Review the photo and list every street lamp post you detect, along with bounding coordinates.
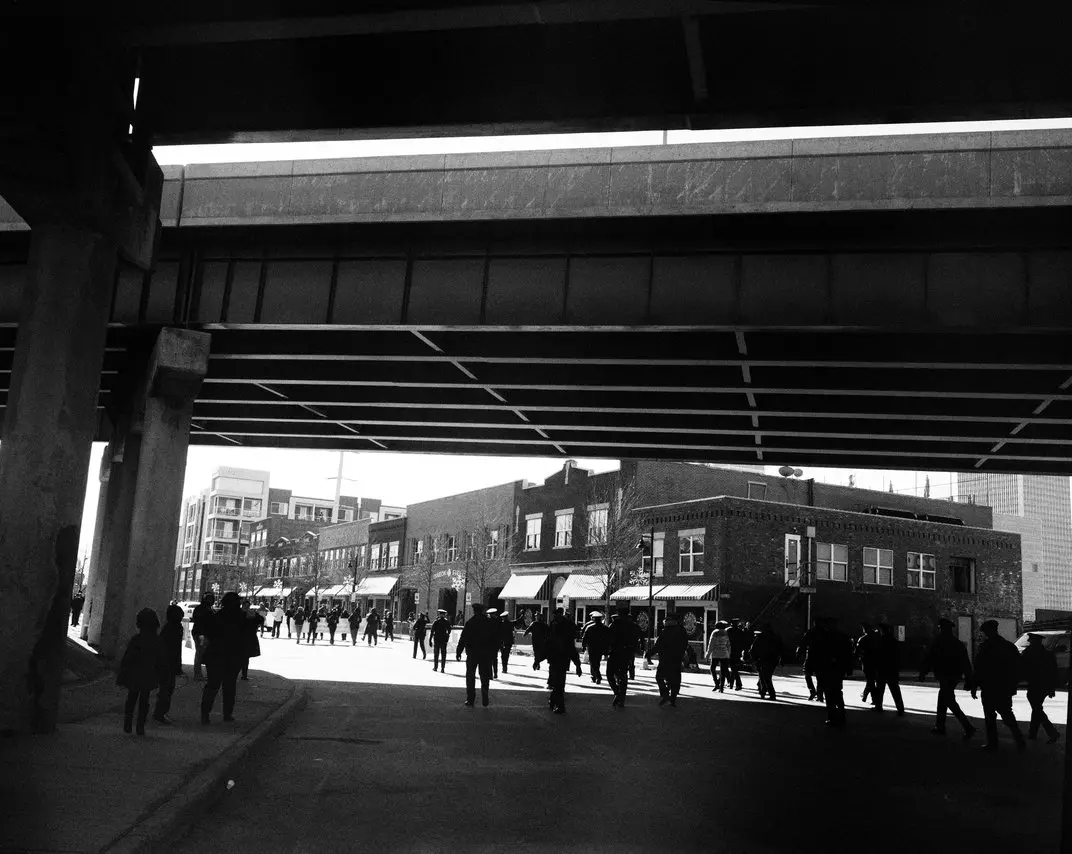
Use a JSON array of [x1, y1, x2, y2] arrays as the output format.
[[637, 525, 656, 655]]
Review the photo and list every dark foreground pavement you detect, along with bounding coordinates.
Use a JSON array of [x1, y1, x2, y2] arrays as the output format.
[[172, 679, 1064, 854], [0, 639, 301, 854]]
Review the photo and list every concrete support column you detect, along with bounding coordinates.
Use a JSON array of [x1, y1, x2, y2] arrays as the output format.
[[94, 329, 210, 659], [0, 224, 116, 734]]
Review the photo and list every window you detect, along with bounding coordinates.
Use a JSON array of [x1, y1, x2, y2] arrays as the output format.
[[294, 504, 313, 520], [269, 501, 288, 515], [785, 534, 801, 584], [339, 507, 354, 522], [816, 542, 848, 582], [446, 535, 458, 562], [314, 507, 332, 522], [465, 532, 477, 561], [679, 529, 704, 574], [863, 548, 893, 585], [369, 543, 382, 570], [243, 498, 262, 518], [642, 532, 665, 578], [950, 557, 976, 594], [412, 538, 424, 563], [907, 552, 936, 589], [212, 520, 238, 539], [1032, 562, 1039, 573], [554, 510, 573, 548], [525, 515, 542, 551], [387, 541, 399, 568], [432, 537, 442, 563], [747, 482, 768, 500], [586, 504, 608, 546], [485, 528, 500, 559]]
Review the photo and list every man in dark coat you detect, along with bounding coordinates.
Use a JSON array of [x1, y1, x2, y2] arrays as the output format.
[[646, 612, 690, 706], [117, 608, 160, 735], [581, 612, 609, 684], [430, 609, 452, 671], [812, 616, 854, 727], [606, 608, 643, 707], [748, 623, 783, 701], [70, 590, 86, 627], [855, 623, 880, 704], [326, 607, 340, 645], [796, 624, 824, 702], [919, 617, 977, 739], [972, 620, 1026, 750], [725, 618, 746, 691], [412, 611, 430, 659], [1021, 633, 1061, 744], [524, 612, 550, 671], [457, 604, 498, 707], [364, 609, 381, 646], [348, 608, 362, 646], [153, 604, 185, 725], [498, 612, 517, 674], [201, 591, 245, 724], [191, 592, 215, 680], [873, 623, 904, 715], [546, 608, 583, 714]]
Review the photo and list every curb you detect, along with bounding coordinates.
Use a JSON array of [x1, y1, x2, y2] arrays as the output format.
[[101, 683, 309, 854]]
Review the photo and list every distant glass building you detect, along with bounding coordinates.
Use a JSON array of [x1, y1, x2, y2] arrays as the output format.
[[957, 474, 1072, 618]]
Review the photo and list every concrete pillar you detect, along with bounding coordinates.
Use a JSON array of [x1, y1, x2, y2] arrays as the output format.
[[0, 224, 116, 734], [80, 450, 112, 641], [94, 328, 210, 659]]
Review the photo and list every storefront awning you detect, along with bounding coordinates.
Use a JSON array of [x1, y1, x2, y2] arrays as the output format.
[[654, 584, 718, 601], [499, 573, 549, 600], [319, 584, 348, 598], [355, 575, 399, 597], [610, 584, 667, 601], [557, 574, 608, 600]]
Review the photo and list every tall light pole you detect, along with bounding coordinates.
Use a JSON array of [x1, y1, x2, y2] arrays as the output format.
[[637, 525, 656, 653]]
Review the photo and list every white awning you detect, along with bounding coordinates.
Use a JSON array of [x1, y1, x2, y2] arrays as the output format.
[[557, 574, 608, 600], [654, 584, 718, 601], [320, 584, 348, 597], [610, 584, 667, 601], [354, 575, 399, 597], [499, 574, 549, 600]]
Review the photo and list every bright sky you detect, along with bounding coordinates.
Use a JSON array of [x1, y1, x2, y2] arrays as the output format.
[[70, 114, 1072, 559]]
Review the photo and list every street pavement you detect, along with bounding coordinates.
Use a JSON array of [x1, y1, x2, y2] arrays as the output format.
[[172, 630, 1067, 854]]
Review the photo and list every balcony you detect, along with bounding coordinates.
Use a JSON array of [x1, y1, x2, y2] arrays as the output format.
[[212, 507, 241, 517]]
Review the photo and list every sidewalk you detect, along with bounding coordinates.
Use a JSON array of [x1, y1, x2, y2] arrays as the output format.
[[0, 631, 304, 854]]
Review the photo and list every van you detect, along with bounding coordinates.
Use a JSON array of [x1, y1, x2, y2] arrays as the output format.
[[1014, 631, 1071, 688]]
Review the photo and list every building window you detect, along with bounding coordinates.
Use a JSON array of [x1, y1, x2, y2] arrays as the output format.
[[369, 543, 382, 570], [525, 515, 542, 551], [294, 504, 313, 520], [863, 547, 893, 585], [339, 507, 354, 522], [679, 529, 704, 574], [387, 541, 399, 568], [785, 534, 801, 584], [816, 542, 848, 582], [315, 507, 332, 522], [586, 504, 608, 546], [242, 498, 262, 518], [907, 552, 936, 589], [554, 510, 573, 548], [950, 557, 976, 594], [1032, 562, 1039, 572], [747, 482, 767, 500], [465, 532, 477, 561], [270, 501, 288, 515], [446, 535, 458, 562], [212, 520, 238, 539], [412, 538, 424, 563], [432, 537, 442, 563], [214, 497, 240, 516], [642, 532, 665, 578], [485, 528, 500, 559]]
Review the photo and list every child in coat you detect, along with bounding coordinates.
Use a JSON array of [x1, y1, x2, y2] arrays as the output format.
[[117, 608, 161, 735]]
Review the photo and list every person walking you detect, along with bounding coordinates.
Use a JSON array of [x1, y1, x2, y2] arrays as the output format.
[[412, 611, 429, 659], [383, 612, 395, 642], [327, 606, 340, 645], [457, 604, 498, 707], [191, 592, 215, 680], [1021, 633, 1061, 744], [855, 623, 880, 704], [272, 604, 285, 639], [705, 620, 732, 692], [284, 605, 295, 639], [872, 623, 905, 716], [499, 612, 517, 674], [726, 618, 746, 691], [201, 591, 245, 724], [546, 608, 583, 714], [262, 603, 274, 638], [581, 612, 609, 684], [524, 611, 549, 671], [606, 608, 643, 707], [292, 605, 306, 645], [748, 623, 783, 701], [348, 608, 362, 646], [972, 620, 1026, 751], [486, 609, 502, 677], [152, 604, 185, 725], [796, 624, 824, 702], [919, 617, 977, 739], [117, 608, 160, 735], [70, 589, 86, 627], [431, 609, 452, 671], [812, 616, 854, 727], [240, 599, 262, 680], [646, 612, 690, 707], [364, 609, 381, 646]]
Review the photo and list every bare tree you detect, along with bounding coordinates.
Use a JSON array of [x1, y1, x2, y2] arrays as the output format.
[[461, 498, 515, 608], [579, 472, 646, 617]]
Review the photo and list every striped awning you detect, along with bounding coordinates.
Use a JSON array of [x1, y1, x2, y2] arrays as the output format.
[[610, 584, 667, 601], [557, 574, 608, 600], [654, 584, 718, 601], [499, 574, 550, 600], [354, 575, 399, 597]]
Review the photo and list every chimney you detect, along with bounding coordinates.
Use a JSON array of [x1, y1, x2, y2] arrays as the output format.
[[563, 459, 577, 484]]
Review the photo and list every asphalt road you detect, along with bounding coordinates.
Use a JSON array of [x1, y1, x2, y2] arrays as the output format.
[[173, 633, 1066, 854]]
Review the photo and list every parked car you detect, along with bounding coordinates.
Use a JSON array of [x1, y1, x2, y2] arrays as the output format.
[[1015, 630, 1071, 688]]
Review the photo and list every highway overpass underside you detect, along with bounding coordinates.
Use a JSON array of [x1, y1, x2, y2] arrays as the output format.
[[3, 206, 1072, 474]]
